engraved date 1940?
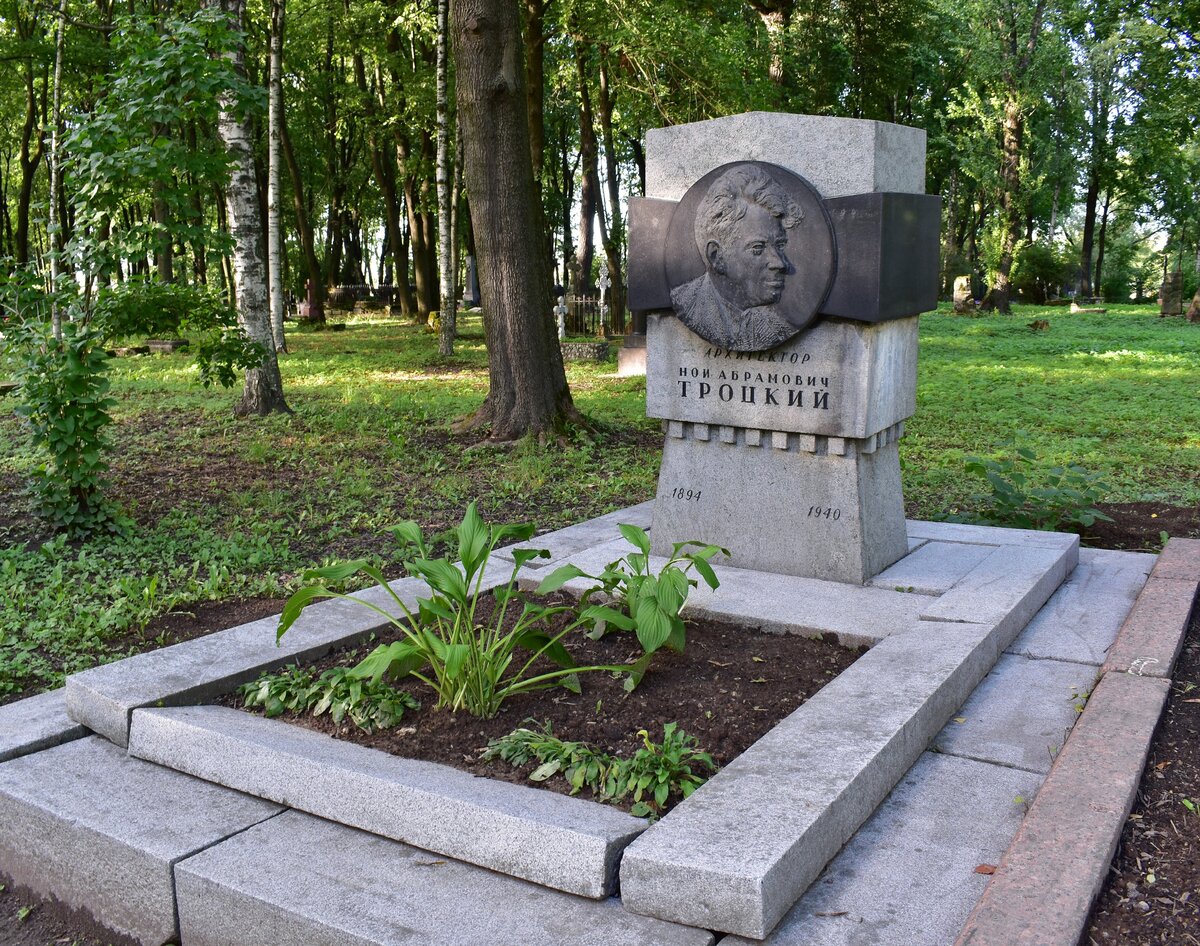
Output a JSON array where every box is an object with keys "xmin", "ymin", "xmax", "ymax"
[
  {"xmin": 808, "ymin": 505, "xmax": 842, "ymax": 520},
  {"xmin": 669, "ymin": 487, "xmax": 702, "ymax": 501}
]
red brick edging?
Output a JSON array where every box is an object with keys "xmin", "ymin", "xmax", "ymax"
[{"xmin": 955, "ymin": 538, "xmax": 1200, "ymax": 946}]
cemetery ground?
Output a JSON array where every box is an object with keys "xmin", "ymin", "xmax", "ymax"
[{"xmin": 1, "ymin": 301, "xmax": 1199, "ymax": 945}]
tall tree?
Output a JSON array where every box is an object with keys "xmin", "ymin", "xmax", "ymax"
[
  {"xmin": 267, "ymin": 0, "xmax": 286, "ymax": 351},
  {"xmin": 453, "ymin": 0, "xmax": 580, "ymax": 442},
  {"xmin": 215, "ymin": 0, "xmax": 290, "ymax": 416},
  {"xmin": 435, "ymin": 0, "xmax": 456, "ymax": 355}
]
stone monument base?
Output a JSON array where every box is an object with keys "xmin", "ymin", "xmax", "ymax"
[{"xmin": 650, "ymin": 420, "xmax": 909, "ymax": 584}]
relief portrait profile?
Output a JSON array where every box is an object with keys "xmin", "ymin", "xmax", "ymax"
[{"xmin": 665, "ymin": 161, "xmax": 836, "ymax": 352}]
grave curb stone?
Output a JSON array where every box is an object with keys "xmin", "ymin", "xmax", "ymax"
[
  {"xmin": 128, "ymin": 704, "xmax": 644, "ymax": 899},
  {"xmin": 1149, "ymin": 536, "xmax": 1200, "ymax": 581},
  {"xmin": 1100, "ymin": 574, "xmax": 1198, "ymax": 678},
  {"xmin": 721, "ymin": 753, "xmax": 1043, "ymax": 946},
  {"xmin": 174, "ymin": 809, "xmax": 715, "ymax": 946},
  {"xmin": 619, "ymin": 540, "xmax": 1071, "ymax": 938},
  {"xmin": 953, "ymin": 671, "xmax": 1171, "ymax": 946},
  {"xmin": 0, "ymin": 736, "xmax": 282, "ymax": 946},
  {"xmin": 0, "ymin": 688, "xmax": 87, "ymax": 763},
  {"xmin": 492, "ymin": 500, "xmax": 654, "ymax": 570},
  {"xmin": 66, "ymin": 572, "xmax": 509, "ymax": 747}
]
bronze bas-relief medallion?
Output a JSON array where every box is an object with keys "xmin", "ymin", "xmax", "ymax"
[{"xmin": 665, "ymin": 161, "xmax": 836, "ymax": 352}]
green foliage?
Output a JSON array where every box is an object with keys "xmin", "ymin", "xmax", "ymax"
[
  {"xmin": 277, "ymin": 503, "xmax": 632, "ymax": 718},
  {"xmin": 6, "ymin": 317, "xmax": 122, "ymax": 536},
  {"xmin": 239, "ymin": 663, "xmax": 419, "ymax": 733},
  {"xmin": 482, "ymin": 720, "xmax": 716, "ymax": 817},
  {"xmin": 958, "ymin": 435, "xmax": 1114, "ymax": 531},
  {"xmin": 1012, "ymin": 242, "xmax": 1072, "ymax": 303},
  {"xmin": 535, "ymin": 526, "xmax": 724, "ymax": 687},
  {"xmin": 93, "ymin": 280, "xmax": 265, "ymax": 388},
  {"xmin": 64, "ymin": 9, "xmax": 258, "ymax": 280}
]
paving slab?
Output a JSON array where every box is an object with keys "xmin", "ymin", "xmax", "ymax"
[
  {"xmin": 66, "ymin": 572, "xmax": 512, "ymax": 747},
  {"xmin": 0, "ymin": 688, "xmax": 87, "ymax": 763},
  {"xmin": 175, "ymin": 809, "xmax": 713, "ymax": 946},
  {"xmin": 129, "ymin": 704, "xmax": 643, "ymax": 898},
  {"xmin": 1150, "ymin": 535, "xmax": 1200, "ymax": 580},
  {"xmin": 1101, "ymin": 575, "xmax": 1198, "ymax": 678},
  {"xmin": 0, "ymin": 736, "xmax": 282, "ymax": 946},
  {"xmin": 932, "ymin": 654, "xmax": 1099, "ymax": 774},
  {"xmin": 522, "ymin": 537, "xmax": 934, "ymax": 646},
  {"xmin": 920, "ymin": 544, "xmax": 1073, "ymax": 641},
  {"xmin": 723, "ymin": 753, "xmax": 1042, "ymax": 946},
  {"xmin": 905, "ymin": 521, "xmax": 1080, "ymax": 565},
  {"xmin": 955, "ymin": 671, "xmax": 1170, "ymax": 946},
  {"xmin": 619, "ymin": 616, "xmax": 1023, "ymax": 940},
  {"xmin": 868, "ymin": 540, "xmax": 994, "ymax": 595},
  {"xmin": 494, "ymin": 501, "xmax": 654, "ymax": 569},
  {"xmin": 1007, "ymin": 547, "xmax": 1153, "ymax": 666}
]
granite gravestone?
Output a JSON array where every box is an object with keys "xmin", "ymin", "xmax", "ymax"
[{"xmin": 628, "ymin": 113, "xmax": 939, "ymax": 584}]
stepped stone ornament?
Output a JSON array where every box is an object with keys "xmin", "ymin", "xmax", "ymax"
[{"xmin": 627, "ymin": 112, "xmax": 940, "ymax": 584}]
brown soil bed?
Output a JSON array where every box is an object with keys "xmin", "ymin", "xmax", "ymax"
[
  {"xmin": 1084, "ymin": 605, "xmax": 1200, "ymax": 944},
  {"xmin": 217, "ymin": 593, "xmax": 865, "ymax": 814}
]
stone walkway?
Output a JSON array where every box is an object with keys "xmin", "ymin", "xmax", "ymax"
[{"xmin": 0, "ymin": 508, "xmax": 1196, "ymax": 946}]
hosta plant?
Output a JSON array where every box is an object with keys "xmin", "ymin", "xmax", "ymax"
[
  {"xmin": 535, "ymin": 524, "xmax": 725, "ymax": 687},
  {"xmin": 239, "ymin": 664, "xmax": 419, "ymax": 733},
  {"xmin": 277, "ymin": 503, "xmax": 630, "ymax": 719}
]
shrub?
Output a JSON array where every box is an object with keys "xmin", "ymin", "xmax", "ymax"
[{"xmin": 240, "ymin": 663, "xmax": 419, "ymax": 733}]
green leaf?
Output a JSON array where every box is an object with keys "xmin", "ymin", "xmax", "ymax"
[
  {"xmin": 690, "ymin": 555, "xmax": 720, "ymax": 591},
  {"xmin": 410, "ymin": 558, "xmax": 468, "ymax": 602},
  {"xmin": 351, "ymin": 641, "xmax": 425, "ymax": 683},
  {"xmin": 443, "ymin": 644, "xmax": 470, "ymax": 681},
  {"xmin": 535, "ymin": 564, "xmax": 589, "ymax": 595},
  {"xmin": 634, "ymin": 597, "xmax": 672, "ymax": 653},
  {"xmin": 457, "ymin": 502, "xmax": 489, "ymax": 576},
  {"xmin": 511, "ymin": 547, "xmax": 551, "ymax": 570},
  {"xmin": 277, "ymin": 585, "xmax": 330, "ymax": 641},
  {"xmin": 619, "ymin": 523, "xmax": 651, "ymax": 555},
  {"xmin": 388, "ymin": 520, "xmax": 425, "ymax": 554},
  {"xmin": 579, "ymin": 604, "xmax": 636, "ymax": 631},
  {"xmin": 514, "ymin": 631, "xmax": 576, "ymax": 669},
  {"xmin": 529, "ymin": 760, "xmax": 562, "ymax": 782}
]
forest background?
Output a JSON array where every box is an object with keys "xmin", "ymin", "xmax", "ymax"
[{"xmin": 2, "ymin": 0, "xmax": 1198, "ymax": 338}]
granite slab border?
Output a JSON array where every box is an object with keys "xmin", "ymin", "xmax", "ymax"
[
  {"xmin": 128, "ymin": 704, "xmax": 644, "ymax": 899},
  {"xmin": 0, "ymin": 688, "xmax": 87, "ymax": 763}
]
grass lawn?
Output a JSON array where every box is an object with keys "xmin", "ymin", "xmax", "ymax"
[{"xmin": 1, "ymin": 302, "xmax": 1197, "ymax": 701}]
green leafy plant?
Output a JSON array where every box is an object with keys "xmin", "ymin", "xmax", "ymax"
[
  {"xmin": 239, "ymin": 663, "xmax": 419, "ymax": 733},
  {"xmin": 957, "ymin": 435, "xmax": 1114, "ymax": 531},
  {"xmin": 482, "ymin": 720, "xmax": 717, "ymax": 817},
  {"xmin": 5, "ymin": 315, "xmax": 123, "ymax": 537},
  {"xmin": 534, "ymin": 525, "xmax": 725, "ymax": 687},
  {"xmin": 277, "ymin": 503, "xmax": 632, "ymax": 718}
]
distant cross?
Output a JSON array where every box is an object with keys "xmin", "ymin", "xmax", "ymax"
[
  {"xmin": 597, "ymin": 259, "xmax": 611, "ymax": 333},
  {"xmin": 555, "ymin": 295, "xmax": 568, "ymax": 340}
]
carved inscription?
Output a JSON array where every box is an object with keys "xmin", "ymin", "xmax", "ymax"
[{"xmin": 672, "ymin": 344, "xmax": 834, "ymax": 414}]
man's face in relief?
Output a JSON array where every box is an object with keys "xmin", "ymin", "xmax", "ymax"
[{"xmin": 707, "ymin": 204, "xmax": 791, "ymax": 311}]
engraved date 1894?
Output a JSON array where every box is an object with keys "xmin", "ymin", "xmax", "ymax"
[
  {"xmin": 669, "ymin": 487, "xmax": 702, "ymax": 501},
  {"xmin": 808, "ymin": 505, "xmax": 842, "ymax": 520}
]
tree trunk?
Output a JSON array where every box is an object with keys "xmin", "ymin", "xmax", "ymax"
[
  {"xmin": 571, "ymin": 39, "xmax": 597, "ymax": 294},
  {"xmin": 1078, "ymin": 166, "xmax": 1099, "ymax": 298},
  {"xmin": 215, "ymin": 0, "xmax": 291, "ymax": 416},
  {"xmin": 267, "ymin": 0, "xmax": 287, "ymax": 351},
  {"xmin": 981, "ymin": 99, "xmax": 1022, "ymax": 313},
  {"xmin": 453, "ymin": 0, "xmax": 579, "ymax": 442},
  {"xmin": 436, "ymin": 0, "xmax": 457, "ymax": 355},
  {"xmin": 48, "ymin": 0, "xmax": 67, "ymax": 337},
  {"xmin": 522, "ymin": 0, "xmax": 546, "ymax": 188},
  {"xmin": 280, "ymin": 105, "xmax": 324, "ymax": 322},
  {"xmin": 1094, "ymin": 187, "xmax": 1111, "ymax": 298}
]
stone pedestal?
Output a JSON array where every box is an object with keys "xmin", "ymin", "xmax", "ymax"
[
  {"xmin": 641, "ymin": 114, "xmax": 929, "ymax": 585},
  {"xmin": 1159, "ymin": 271, "xmax": 1183, "ymax": 316},
  {"xmin": 648, "ymin": 313, "xmax": 916, "ymax": 583}
]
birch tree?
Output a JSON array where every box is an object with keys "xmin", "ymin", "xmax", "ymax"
[
  {"xmin": 436, "ymin": 0, "xmax": 456, "ymax": 356},
  {"xmin": 215, "ymin": 0, "xmax": 290, "ymax": 416},
  {"xmin": 267, "ymin": 0, "xmax": 286, "ymax": 352}
]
